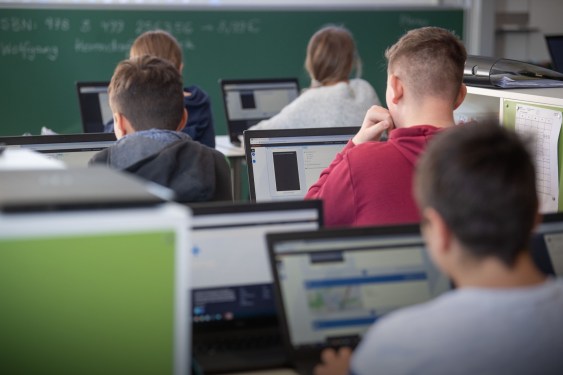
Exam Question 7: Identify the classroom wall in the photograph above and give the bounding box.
[495,0,563,63]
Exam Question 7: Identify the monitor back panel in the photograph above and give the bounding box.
[220,78,300,145]
[189,200,322,373]
[244,127,359,202]
[0,204,191,375]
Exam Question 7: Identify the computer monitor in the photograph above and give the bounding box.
[244,127,359,202]
[530,212,563,276]
[220,78,300,145]
[0,203,191,375]
[0,133,116,167]
[266,224,451,371]
[189,200,322,373]
[76,81,112,133]
[546,35,563,73]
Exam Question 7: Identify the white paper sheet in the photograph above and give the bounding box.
[515,104,562,213]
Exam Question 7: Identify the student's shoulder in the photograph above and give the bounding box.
[346,139,395,159]
[375,292,462,333]
[349,78,375,89]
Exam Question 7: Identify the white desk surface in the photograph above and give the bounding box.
[216,135,245,157]
[0,149,65,170]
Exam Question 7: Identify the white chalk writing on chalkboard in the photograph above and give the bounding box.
[0,16,261,59]
[0,42,58,61]
[399,14,429,28]
[135,19,194,35]
[74,38,132,54]
[44,17,70,32]
[0,17,35,32]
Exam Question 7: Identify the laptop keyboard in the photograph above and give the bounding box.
[194,331,281,354]
[194,331,287,373]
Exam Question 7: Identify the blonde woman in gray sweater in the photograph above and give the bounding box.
[248,25,380,131]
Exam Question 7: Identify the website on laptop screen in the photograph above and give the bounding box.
[190,206,320,328]
[222,80,299,141]
[246,129,356,201]
[271,234,450,349]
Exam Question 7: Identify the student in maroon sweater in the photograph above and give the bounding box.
[306,27,468,227]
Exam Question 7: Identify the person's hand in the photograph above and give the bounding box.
[313,347,353,375]
[352,105,395,145]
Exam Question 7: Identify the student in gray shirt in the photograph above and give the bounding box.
[314,123,563,375]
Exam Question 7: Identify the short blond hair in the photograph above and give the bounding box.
[305,25,360,85]
[130,30,183,70]
[385,27,466,102]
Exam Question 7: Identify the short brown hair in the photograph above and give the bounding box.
[109,55,184,131]
[415,123,538,267]
[305,25,359,85]
[385,27,466,102]
[130,30,183,70]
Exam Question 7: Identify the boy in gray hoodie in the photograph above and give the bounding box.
[90,55,231,202]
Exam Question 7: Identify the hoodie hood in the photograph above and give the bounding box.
[89,129,230,202]
[183,85,214,145]
[388,125,443,166]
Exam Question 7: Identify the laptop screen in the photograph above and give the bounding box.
[76,81,112,133]
[189,200,322,333]
[546,35,563,73]
[244,127,358,202]
[0,203,191,375]
[267,225,451,352]
[220,78,300,144]
[530,213,563,276]
[0,133,116,167]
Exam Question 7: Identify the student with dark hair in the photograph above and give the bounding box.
[105,29,216,149]
[248,25,379,130]
[314,123,563,375]
[90,55,231,203]
[306,26,467,227]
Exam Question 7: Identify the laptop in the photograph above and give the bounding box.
[220,78,300,145]
[0,202,191,375]
[530,212,563,276]
[188,200,323,374]
[0,167,173,211]
[267,224,452,374]
[244,127,359,202]
[546,35,563,73]
[0,133,116,167]
[76,81,112,133]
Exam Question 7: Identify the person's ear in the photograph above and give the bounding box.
[179,62,184,73]
[453,83,467,110]
[421,207,453,261]
[389,73,404,105]
[176,108,188,132]
[113,112,126,139]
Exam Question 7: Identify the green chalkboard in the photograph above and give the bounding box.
[0,7,463,136]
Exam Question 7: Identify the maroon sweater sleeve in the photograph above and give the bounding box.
[305,140,357,226]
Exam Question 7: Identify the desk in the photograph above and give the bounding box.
[216,135,246,201]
